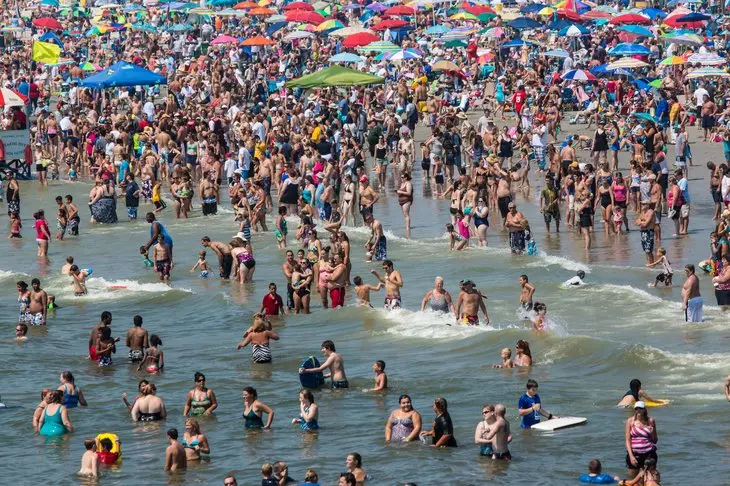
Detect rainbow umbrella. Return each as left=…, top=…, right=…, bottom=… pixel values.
left=658, top=56, right=685, bottom=65
left=315, top=19, right=344, bottom=32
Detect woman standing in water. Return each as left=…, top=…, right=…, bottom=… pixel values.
left=292, top=389, right=319, bottom=431
left=131, top=383, right=167, bottom=422
left=182, top=418, right=210, bottom=461
left=236, top=317, right=279, bottom=363
left=624, top=401, right=658, bottom=479
left=396, top=172, right=413, bottom=236
left=138, top=334, right=164, bottom=373
left=420, top=277, right=455, bottom=315
left=420, top=397, right=457, bottom=447
left=57, top=371, right=87, bottom=409
left=514, top=340, right=533, bottom=366
left=34, top=210, right=51, bottom=257
left=183, top=372, right=218, bottom=417
left=385, top=394, right=422, bottom=442
left=89, top=177, right=118, bottom=224
left=242, top=387, right=275, bottom=429
left=37, top=390, right=73, bottom=436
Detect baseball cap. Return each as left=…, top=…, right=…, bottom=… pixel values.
left=360, top=175, right=369, bottom=183
left=634, top=401, right=646, bottom=409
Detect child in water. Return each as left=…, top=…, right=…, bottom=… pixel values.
left=353, top=275, right=382, bottom=307
left=368, top=360, right=388, bottom=392
left=275, top=205, right=288, bottom=249
left=613, top=205, right=625, bottom=235
left=531, top=302, right=548, bottom=332
left=646, top=247, right=673, bottom=287
left=446, top=223, right=468, bottom=251
left=8, top=212, right=22, bottom=238
left=139, top=247, right=154, bottom=268
left=191, top=250, right=210, bottom=278
left=78, top=439, right=99, bottom=478
left=618, top=457, right=660, bottom=486
left=492, top=348, right=515, bottom=368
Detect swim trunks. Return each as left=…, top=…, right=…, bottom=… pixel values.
left=460, top=314, right=479, bottom=326
left=128, top=349, right=144, bottom=362
left=202, top=197, right=217, bottom=216
left=127, top=207, right=138, bottom=219
left=384, top=295, right=401, bottom=310
left=329, top=287, right=346, bottom=308
left=493, top=450, right=512, bottom=461
left=332, top=380, right=350, bottom=389
left=155, top=259, right=171, bottom=277
left=200, top=270, right=209, bottom=278
left=479, top=444, right=494, bottom=456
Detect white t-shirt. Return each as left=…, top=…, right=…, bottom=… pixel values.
left=563, top=276, right=585, bottom=286
left=694, top=87, right=709, bottom=107
left=531, top=124, right=547, bottom=147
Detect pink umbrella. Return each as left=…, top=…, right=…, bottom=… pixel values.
left=211, top=35, right=239, bottom=45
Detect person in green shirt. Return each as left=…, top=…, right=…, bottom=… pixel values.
left=540, top=176, right=560, bottom=233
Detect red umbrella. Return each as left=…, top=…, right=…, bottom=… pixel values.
left=371, top=19, right=408, bottom=31
left=556, top=9, right=583, bottom=22
left=341, top=32, right=380, bottom=48
left=462, top=3, right=495, bottom=15
left=0, top=88, right=27, bottom=107
left=384, top=5, right=415, bottom=16
left=282, top=2, right=314, bottom=11
left=664, top=15, right=705, bottom=29
left=610, top=13, right=651, bottom=25
left=285, top=10, right=325, bottom=24
left=32, top=17, right=63, bottom=30
left=582, top=10, right=612, bottom=20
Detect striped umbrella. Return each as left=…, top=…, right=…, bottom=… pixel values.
left=658, top=56, right=686, bottom=65
left=606, top=58, right=649, bottom=69
left=357, top=40, right=401, bottom=53
left=0, top=88, right=28, bottom=107
left=561, top=69, right=597, bottom=81
left=389, top=49, right=423, bottom=61
left=686, top=67, right=730, bottom=79
left=686, top=53, right=726, bottom=66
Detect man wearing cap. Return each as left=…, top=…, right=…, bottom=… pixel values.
left=358, top=176, right=379, bottom=225
left=454, top=280, right=488, bottom=326
left=505, top=203, right=529, bottom=254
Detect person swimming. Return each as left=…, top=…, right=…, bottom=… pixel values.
left=617, top=379, right=658, bottom=408
left=563, top=270, right=587, bottom=287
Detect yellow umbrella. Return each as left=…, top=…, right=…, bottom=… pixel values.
left=538, top=7, right=555, bottom=15
left=450, top=12, right=478, bottom=21
left=606, top=58, right=649, bottom=69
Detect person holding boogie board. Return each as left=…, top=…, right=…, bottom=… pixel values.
left=518, top=379, right=556, bottom=428
left=299, top=340, right=349, bottom=389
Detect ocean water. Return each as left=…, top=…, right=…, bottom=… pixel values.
left=1, top=130, right=728, bottom=485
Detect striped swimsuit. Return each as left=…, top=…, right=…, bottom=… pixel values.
left=251, top=343, right=272, bottom=363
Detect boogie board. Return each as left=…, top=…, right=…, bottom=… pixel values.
left=645, top=399, right=671, bottom=408
left=531, top=416, right=587, bottom=431
left=299, top=356, right=325, bottom=389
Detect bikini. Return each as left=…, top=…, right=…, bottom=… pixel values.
left=237, top=250, right=256, bottom=269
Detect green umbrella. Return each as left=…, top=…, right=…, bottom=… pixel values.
left=288, top=65, right=385, bottom=88
left=443, top=40, right=467, bottom=48
left=478, top=13, right=497, bottom=22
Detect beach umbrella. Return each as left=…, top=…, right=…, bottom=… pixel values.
left=425, top=25, right=449, bottom=35
left=233, top=1, right=258, bottom=8
left=388, top=48, right=423, bottom=61
left=80, top=61, right=101, bottom=71
left=282, top=1, right=314, bottom=11
left=384, top=5, right=415, bottom=16
left=482, top=26, right=505, bottom=38
left=556, top=9, right=583, bottom=22
left=211, top=35, right=239, bottom=44
left=328, top=52, right=364, bottom=63
left=208, top=0, right=237, bottom=6
left=659, top=33, right=703, bottom=46
left=0, top=88, right=28, bottom=107
left=167, top=23, right=193, bottom=32
left=477, top=52, right=495, bottom=64
left=250, top=7, right=276, bottom=15
left=633, top=113, right=658, bottom=123
left=676, top=12, right=711, bottom=22
left=561, top=69, right=597, bottom=81
left=283, top=30, right=315, bottom=40
left=316, top=19, right=344, bottom=31
left=450, top=12, right=479, bottom=21
left=41, top=0, right=60, bottom=6
left=664, top=15, right=705, bottom=29
left=371, top=19, right=408, bottom=30
left=607, top=58, right=649, bottom=69
left=477, top=13, right=497, bottom=22
left=610, top=13, right=651, bottom=25
left=187, top=8, right=215, bottom=15
left=331, top=27, right=375, bottom=37
left=284, top=10, right=324, bottom=23
left=463, top=3, right=495, bottom=16
left=658, top=56, right=686, bottom=65
left=640, top=8, right=666, bottom=20
left=542, top=48, right=570, bottom=58
left=342, top=32, right=380, bottom=48
left=560, top=24, right=589, bottom=37
left=443, top=39, right=468, bottom=48
left=582, top=10, right=612, bottom=20
left=32, top=17, right=64, bottom=30
left=687, top=53, right=726, bottom=65
left=365, top=2, right=387, bottom=12
left=616, top=25, right=653, bottom=37
left=686, top=67, right=730, bottom=79
left=521, top=3, right=548, bottom=13
left=508, top=17, right=541, bottom=30
left=241, top=36, right=276, bottom=46
left=609, top=43, right=651, bottom=56
left=431, top=60, right=462, bottom=71
left=358, top=40, right=401, bottom=53
left=502, top=39, right=536, bottom=48
left=648, top=79, right=662, bottom=88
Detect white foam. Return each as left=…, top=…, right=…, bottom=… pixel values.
left=530, top=251, right=591, bottom=273
left=380, top=307, right=500, bottom=340
left=48, top=277, right=193, bottom=301
left=0, top=270, right=23, bottom=281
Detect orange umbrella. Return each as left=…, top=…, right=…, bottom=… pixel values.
left=233, top=1, right=258, bottom=8
left=241, top=36, right=276, bottom=46
left=249, top=7, right=275, bottom=15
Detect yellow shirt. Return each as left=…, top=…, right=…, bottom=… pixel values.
left=311, top=125, right=322, bottom=143
left=254, top=142, right=266, bottom=161
left=152, top=184, right=161, bottom=202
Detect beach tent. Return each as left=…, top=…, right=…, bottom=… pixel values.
left=80, top=61, right=166, bottom=88
left=287, top=65, right=384, bottom=88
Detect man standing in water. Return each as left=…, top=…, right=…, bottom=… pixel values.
left=300, top=340, right=349, bottom=389
left=370, top=259, right=403, bottom=310
left=142, top=213, right=173, bottom=256
left=326, top=254, right=348, bottom=309
left=282, top=250, right=296, bottom=311
left=364, top=215, right=387, bottom=262
left=201, top=237, right=232, bottom=279
left=454, top=280, right=489, bottom=326
left=505, top=203, right=529, bottom=254
left=358, top=176, right=379, bottom=225
left=199, top=172, right=219, bottom=216
left=164, top=428, right=187, bottom=472
left=126, top=315, right=149, bottom=363
left=482, top=404, right=512, bottom=460
left=28, top=278, right=48, bottom=325
left=682, top=264, right=703, bottom=322
left=540, top=177, right=560, bottom=233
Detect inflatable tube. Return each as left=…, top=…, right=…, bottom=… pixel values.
left=143, top=258, right=154, bottom=267
left=299, top=356, right=325, bottom=389
left=82, top=268, right=93, bottom=276
left=96, top=433, right=122, bottom=464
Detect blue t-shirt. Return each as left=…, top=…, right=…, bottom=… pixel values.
left=579, top=473, right=616, bottom=484
left=723, top=139, right=730, bottom=153
left=118, top=161, right=130, bottom=183
left=678, top=177, right=691, bottom=203
left=518, top=393, right=541, bottom=429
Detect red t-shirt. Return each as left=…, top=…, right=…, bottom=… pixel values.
left=35, top=219, right=49, bottom=240
left=98, top=451, right=119, bottom=465
left=513, top=89, right=527, bottom=113
left=262, top=293, right=283, bottom=316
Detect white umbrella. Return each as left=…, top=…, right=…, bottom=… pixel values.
left=284, top=30, right=315, bottom=41
left=329, top=26, right=375, bottom=38
left=686, top=67, right=730, bottom=79
left=606, top=58, right=649, bottom=69
left=686, top=53, right=727, bottom=66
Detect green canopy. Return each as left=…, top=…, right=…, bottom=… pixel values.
left=287, top=65, right=384, bottom=88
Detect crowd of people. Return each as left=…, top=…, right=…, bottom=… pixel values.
left=7, top=0, right=730, bottom=483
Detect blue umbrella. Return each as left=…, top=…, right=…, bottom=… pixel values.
left=39, top=32, right=64, bottom=47
left=590, top=64, right=635, bottom=78
left=677, top=12, right=711, bottom=22
left=640, top=8, right=666, bottom=20
left=542, top=48, right=570, bottom=58
left=546, top=19, right=573, bottom=31
left=328, top=52, right=364, bottom=63
left=502, top=39, right=536, bottom=48
left=520, top=3, right=547, bottom=13
left=559, top=24, right=589, bottom=36
left=508, top=17, right=541, bottom=30
left=425, top=25, right=449, bottom=35
left=40, top=0, right=59, bottom=6
left=609, top=43, right=651, bottom=56
left=633, top=112, right=658, bottom=123
left=167, top=24, right=193, bottom=32
left=616, top=25, right=653, bottom=37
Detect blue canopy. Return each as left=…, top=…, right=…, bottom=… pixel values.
left=640, top=8, right=666, bottom=19
left=616, top=25, right=653, bottom=37
left=80, top=61, right=167, bottom=88
left=39, top=32, right=64, bottom=48
left=508, top=17, right=541, bottom=30
left=608, top=43, right=650, bottom=56
left=502, top=39, right=536, bottom=48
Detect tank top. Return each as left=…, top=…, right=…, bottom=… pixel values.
left=630, top=419, right=655, bottom=454
left=612, top=182, right=627, bottom=202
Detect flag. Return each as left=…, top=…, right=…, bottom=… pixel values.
left=32, top=41, right=60, bottom=64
